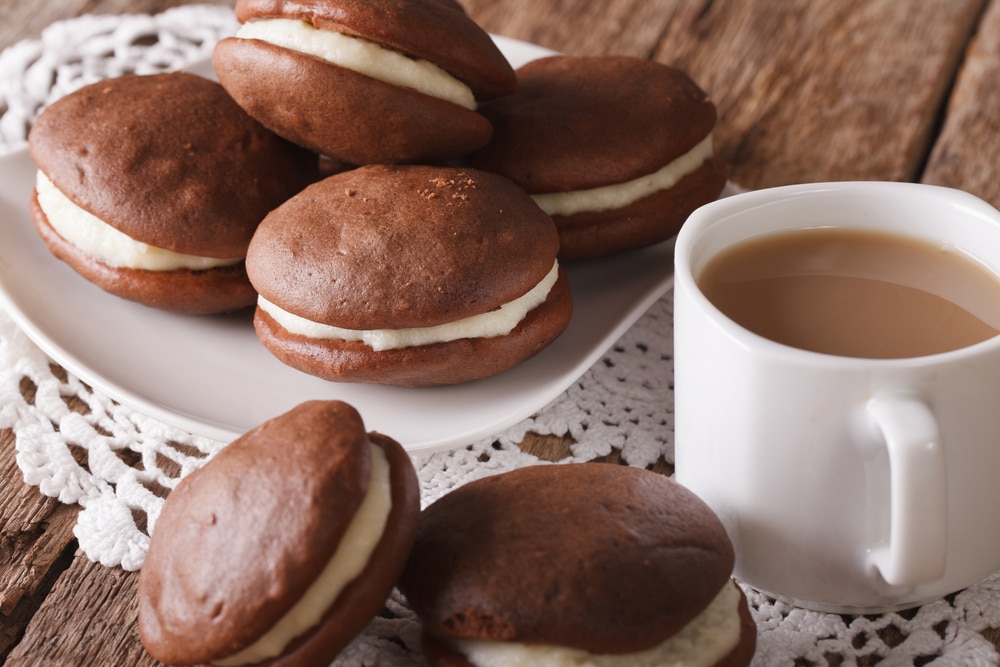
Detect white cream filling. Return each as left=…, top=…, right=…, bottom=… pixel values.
left=213, top=443, right=393, bottom=666
left=452, top=579, right=743, bottom=667
left=34, top=171, right=242, bottom=271
left=258, top=260, right=560, bottom=351
left=531, top=135, right=714, bottom=217
left=236, top=18, right=476, bottom=110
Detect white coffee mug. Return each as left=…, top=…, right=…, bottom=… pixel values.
left=673, top=181, right=1000, bottom=613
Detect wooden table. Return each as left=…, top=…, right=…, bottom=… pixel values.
left=1, top=0, right=999, bottom=664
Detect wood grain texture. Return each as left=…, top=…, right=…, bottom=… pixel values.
left=665, top=0, right=986, bottom=189
left=3, top=556, right=154, bottom=667
left=0, top=424, right=78, bottom=662
left=923, top=0, right=1000, bottom=207
left=469, top=0, right=986, bottom=189
left=462, top=0, right=694, bottom=57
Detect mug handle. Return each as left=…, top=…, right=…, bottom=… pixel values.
left=865, top=394, right=947, bottom=587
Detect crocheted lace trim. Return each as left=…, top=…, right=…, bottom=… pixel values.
left=2, top=5, right=998, bottom=664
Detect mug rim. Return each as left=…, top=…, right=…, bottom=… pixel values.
left=674, top=180, right=1000, bottom=366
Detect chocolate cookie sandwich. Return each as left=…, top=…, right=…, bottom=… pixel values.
left=400, top=463, right=757, bottom=666
left=213, top=0, right=516, bottom=165
left=245, top=164, right=572, bottom=386
left=139, top=400, right=420, bottom=667
left=28, top=71, right=318, bottom=314
left=470, top=55, right=727, bottom=261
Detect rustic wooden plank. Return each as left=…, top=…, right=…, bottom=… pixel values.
left=0, top=427, right=79, bottom=661
left=922, top=0, right=1000, bottom=207
left=649, top=0, right=986, bottom=189
left=3, top=554, right=157, bottom=667
left=466, top=0, right=986, bottom=190
left=462, top=0, right=698, bottom=58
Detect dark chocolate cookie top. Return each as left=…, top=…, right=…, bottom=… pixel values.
left=400, top=463, right=735, bottom=654
left=246, top=164, right=559, bottom=330
left=139, top=401, right=375, bottom=664
left=471, top=55, right=718, bottom=193
left=29, top=71, right=317, bottom=258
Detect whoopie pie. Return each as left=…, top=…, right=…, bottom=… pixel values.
left=139, top=400, right=420, bottom=666
left=245, top=164, right=573, bottom=386
left=400, top=463, right=757, bottom=666
left=213, top=0, right=516, bottom=165
left=28, top=71, right=318, bottom=314
left=471, top=55, right=727, bottom=260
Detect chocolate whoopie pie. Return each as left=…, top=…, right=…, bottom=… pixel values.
left=470, top=55, right=727, bottom=261
left=400, top=463, right=757, bottom=667
left=28, top=71, right=318, bottom=314
left=213, top=0, right=516, bottom=165
left=139, top=400, right=420, bottom=667
left=245, top=164, right=572, bottom=386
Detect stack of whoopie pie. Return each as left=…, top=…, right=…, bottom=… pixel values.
left=213, top=0, right=725, bottom=385
left=213, top=0, right=578, bottom=387
left=26, top=0, right=725, bottom=387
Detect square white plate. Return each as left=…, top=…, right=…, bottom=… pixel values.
left=0, top=36, right=675, bottom=454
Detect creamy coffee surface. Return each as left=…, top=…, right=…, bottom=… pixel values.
left=698, top=227, right=1000, bottom=358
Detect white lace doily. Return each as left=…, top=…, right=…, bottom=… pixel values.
left=2, top=6, right=1000, bottom=665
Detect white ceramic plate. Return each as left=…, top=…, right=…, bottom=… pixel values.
left=0, top=36, right=674, bottom=454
